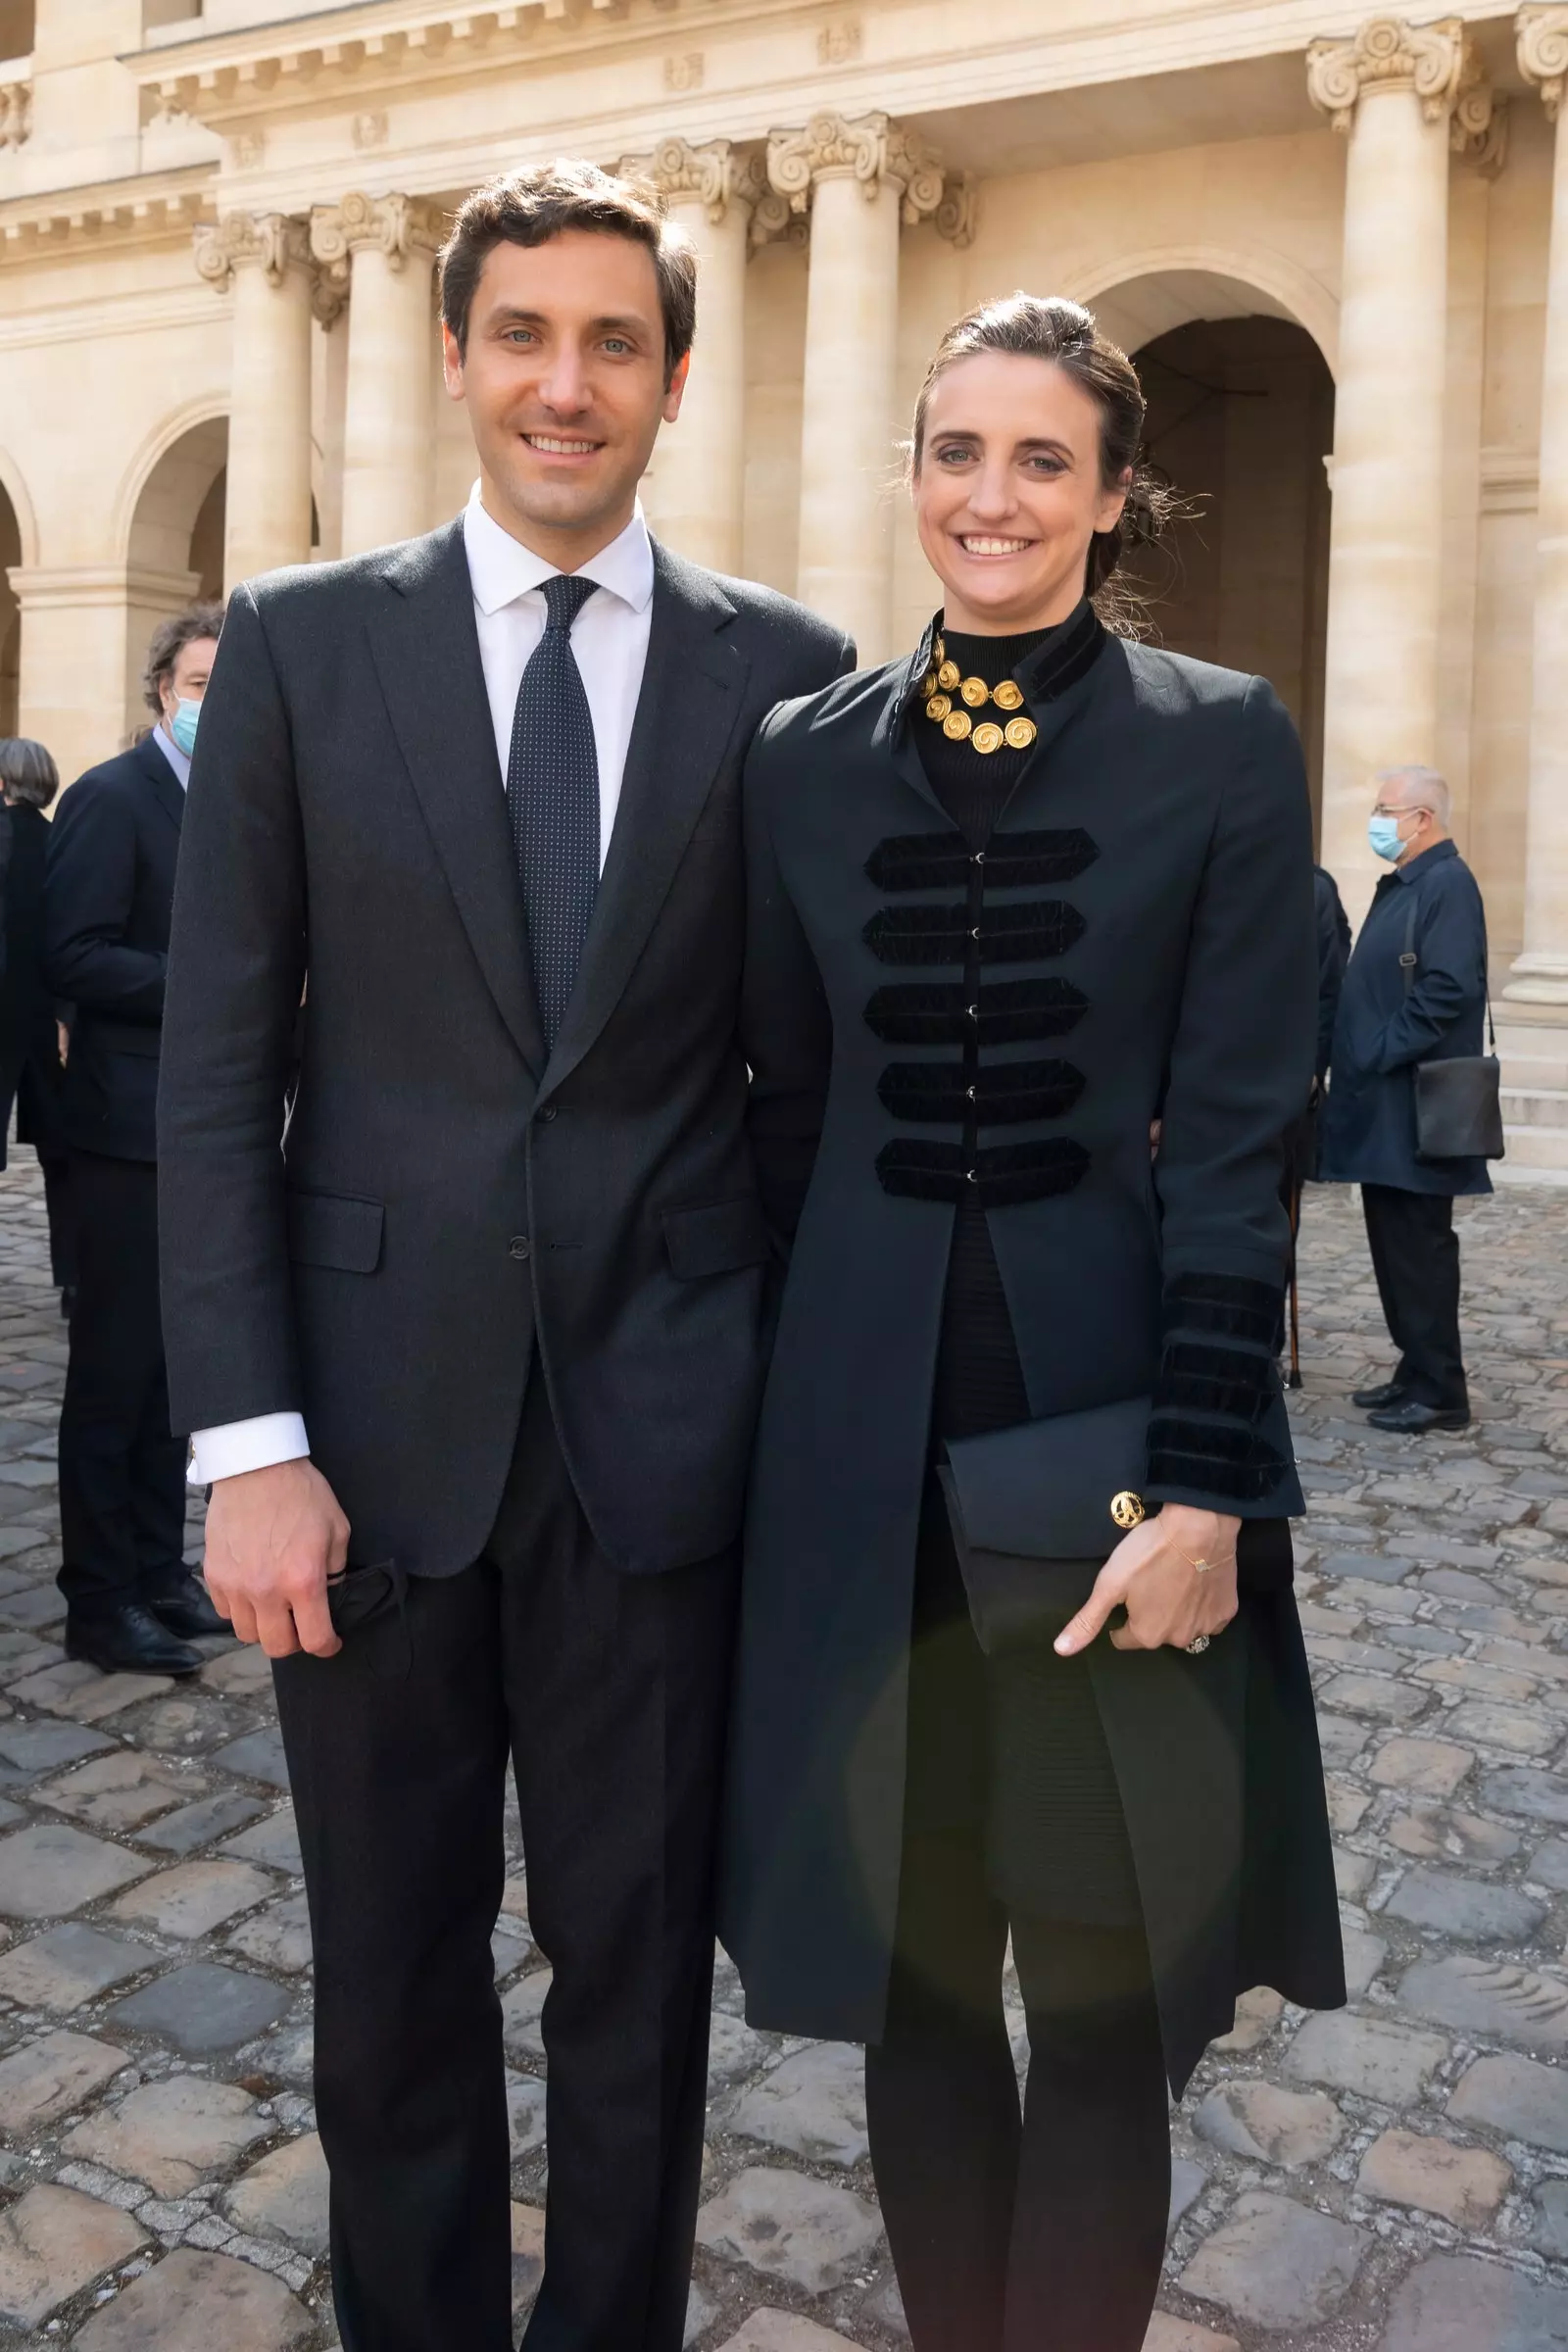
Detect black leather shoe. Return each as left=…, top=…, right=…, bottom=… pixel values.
left=1352, top=1380, right=1408, bottom=1410
left=66, top=1603, right=202, bottom=1679
left=1366, top=1398, right=1471, bottom=1435
left=145, top=1575, right=229, bottom=1642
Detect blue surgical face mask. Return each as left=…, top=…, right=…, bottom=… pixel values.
left=1368, top=813, right=1405, bottom=863
left=169, top=698, right=201, bottom=759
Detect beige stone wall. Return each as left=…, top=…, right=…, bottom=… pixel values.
left=1471, top=97, right=1553, bottom=958
left=0, top=0, right=1562, bottom=982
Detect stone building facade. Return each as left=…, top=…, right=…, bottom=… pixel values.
left=2, top=1, right=1567, bottom=1042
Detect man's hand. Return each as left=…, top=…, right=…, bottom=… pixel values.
left=203, top=1457, right=349, bottom=1659
left=1054, top=1504, right=1241, bottom=1658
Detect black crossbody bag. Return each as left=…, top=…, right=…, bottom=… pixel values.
left=1400, top=901, right=1504, bottom=1161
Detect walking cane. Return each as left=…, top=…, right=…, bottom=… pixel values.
left=1286, top=1173, right=1303, bottom=1391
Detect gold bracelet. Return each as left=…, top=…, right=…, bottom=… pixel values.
left=1166, top=1537, right=1237, bottom=1578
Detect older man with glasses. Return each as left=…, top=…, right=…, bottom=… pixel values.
left=1319, top=765, right=1491, bottom=1432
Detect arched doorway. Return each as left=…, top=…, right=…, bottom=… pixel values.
left=122, top=416, right=226, bottom=737
left=1120, top=315, right=1335, bottom=835
left=0, top=480, right=20, bottom=738
left=1074, top=266, right=1336, bottom=840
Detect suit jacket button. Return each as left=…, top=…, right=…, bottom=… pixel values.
left=538, top=1106, right=558, bottom=1123
left=509, top=1236, right=530, bottom=1261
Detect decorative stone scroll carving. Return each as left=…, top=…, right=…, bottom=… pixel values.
left=308, top=192, right=445, bottom=325
left=1455, top=92, right=1509, bottom=176
left=1519, top=4, right=1568, bottom=121
left=619, top=136, right=766, bottom=225
left=935, top=173, right=979, bottom=250
left=1305, top=17, right=1485, bottom=131
left=765, top=111, right=945, bottom=227
left=310, top=191, right=446, bottom=278
left=193, top=210, right=311, bottom=293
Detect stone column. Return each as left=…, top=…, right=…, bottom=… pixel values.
left=1307, top=17, right=1491, bottom=920
left=194, top=212, right=317, bottom=589
left=10, top=562, right=198, bottom=792
left=1506, top=7, right=1568, bottom=1000
left=769, top=113, right=944, bottom=662
left=312, top=192, right=445, bottom=557
left=621, top=137, right=763, bottom=572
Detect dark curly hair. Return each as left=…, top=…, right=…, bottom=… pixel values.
left=908, top=292, right=1178, bottom=635
left=142, top=602, right=225, bottom=718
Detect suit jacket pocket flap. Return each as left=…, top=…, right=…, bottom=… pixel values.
left=662, top=1195, right=769, bottom=1280
left=286, top=1190, right=384, bottom=1274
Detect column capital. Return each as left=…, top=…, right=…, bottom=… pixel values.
left=193, top=210, right=311, bottom=293
left=619, top=136, right=766, bottom=225
left=310, top=191, right=447, bottom=275
left=1306, top=17, right=1485, bottom=133
left=1519, top=5, right=1568, bottom=120
left=765, top=111, right=945, bottom=226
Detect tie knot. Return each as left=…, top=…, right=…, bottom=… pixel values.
left=542, top=572, right=598, bottom=634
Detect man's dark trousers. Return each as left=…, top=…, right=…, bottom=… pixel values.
left=44, top=735, right=189, bottom=1619
left=57, top=1151, right=186, bottom=1614
left=1360, top=1182, right=1468, bottom=1411
left=272, top=1375, right=737, bottom=2352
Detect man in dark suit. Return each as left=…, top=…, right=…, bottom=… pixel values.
left=157, top=163, right=853, bottom=2352
left=43, top=610, right=230, bottom=1675
left=1319, top=765, right=1491, bottom=1433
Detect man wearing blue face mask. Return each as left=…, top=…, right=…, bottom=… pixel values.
left=1319, top=765, right=1491, bottom=1433
left=41, top=604, right=230, bottom=1675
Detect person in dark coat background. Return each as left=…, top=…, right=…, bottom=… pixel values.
left=1313, top=865, right=1351, bottom=1087
left=1282, top=865, right=1350, bottom=1221
left=0, top=739, right=74, bottom=1308
left=722, top=295, right=1344, bottom=2352
left=42, top=608, right=229, bottom=1677
left=1318, top=765, right=1489, bottom=1434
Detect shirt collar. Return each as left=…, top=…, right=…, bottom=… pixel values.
left=151, top=722, right=190, bottom=790
left=462, top=482, right=655, bottom=619
left=1394, top=836, right=1458, bottom=884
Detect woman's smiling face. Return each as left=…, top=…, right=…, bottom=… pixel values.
left=912, top=352, right=1130, bottom=635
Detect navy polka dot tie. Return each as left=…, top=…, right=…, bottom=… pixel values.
left=506, top=572, right=601, bottom=1053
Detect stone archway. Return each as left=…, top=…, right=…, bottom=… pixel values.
left=1069, top=262, right=1336, bottom=839
left=0, top=481, right=21, bottom=738
left=1122, top=314, right=1336, bottom=833
left=121, top=414, right=227, bottom=733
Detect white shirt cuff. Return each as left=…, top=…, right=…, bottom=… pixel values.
left=188, top=1412, right=311, bottom=1487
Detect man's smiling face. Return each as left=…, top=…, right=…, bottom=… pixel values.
left=443, top=226, right=689, bottom=564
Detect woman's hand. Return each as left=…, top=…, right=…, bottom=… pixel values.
left=1054, top=1504, right=1241, bottom=1657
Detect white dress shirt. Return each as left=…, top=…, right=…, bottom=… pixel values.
left=151, top=723, right=190, bottom=791
left=188, top=489, right=657, bottom=1487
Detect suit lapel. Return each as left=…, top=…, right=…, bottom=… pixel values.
left=539, top=541, right=748, bottom=1100
left=135, top=734, right=185, bottom=838
left=366, top=520, right=546, bottom=1078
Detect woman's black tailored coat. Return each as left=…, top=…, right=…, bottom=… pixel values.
left=721, top=623, right=1347, bottom=2095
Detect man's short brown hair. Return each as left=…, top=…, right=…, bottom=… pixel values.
left=439, top=160, right=697, bottom=385
left=142, top=601, right=225, bottom=717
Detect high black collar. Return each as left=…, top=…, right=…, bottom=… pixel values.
left=894, top=599, right=1107, bottom=744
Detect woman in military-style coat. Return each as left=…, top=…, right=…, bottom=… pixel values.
left=720, top=295, right=1345, bottom=2352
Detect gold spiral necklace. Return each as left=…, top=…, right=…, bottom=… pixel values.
left=920, top=637, right=1039, bottom=756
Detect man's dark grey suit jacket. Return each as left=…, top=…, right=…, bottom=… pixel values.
left=157, top=518, right=853, bottom=1577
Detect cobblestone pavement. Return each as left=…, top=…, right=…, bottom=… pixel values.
left=5, top=1151, right=1568, bottom=2346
